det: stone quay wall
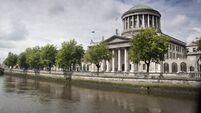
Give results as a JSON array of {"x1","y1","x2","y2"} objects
[{"x1": 5, "y1": 69, "x2": 201, "y2": 87}]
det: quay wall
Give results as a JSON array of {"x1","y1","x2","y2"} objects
[{"x1": 4, "y1": 69, "x2": 201, "y2": 97}]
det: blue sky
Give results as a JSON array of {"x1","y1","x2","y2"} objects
[{"x1": 0, "y1": 0, "x2": 201, "y2": 63}]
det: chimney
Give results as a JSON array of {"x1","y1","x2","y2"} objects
[{"x1": 115, "y1": 29, "x2": 118, "y2": 35}]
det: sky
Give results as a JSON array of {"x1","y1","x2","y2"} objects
[{"x1": 0, "y1": 0, "x2": 201, "y2": 63}]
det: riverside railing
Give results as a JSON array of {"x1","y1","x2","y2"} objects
[{"x1": 5, "y1": 69, "x2": 201, "y2": 81}]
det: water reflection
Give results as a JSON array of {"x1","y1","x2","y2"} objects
[{"x1": 0, "y1": 75, "x2": 198, "y2": 113}]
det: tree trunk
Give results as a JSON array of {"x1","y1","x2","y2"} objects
[
  {"x1": 48, "y1": 65, "x2": 51, "y2": 74},
  {"x1": 145, "y1": 60, "x2": 150, "y2": 73},
  {"x1": 146, "y1": 63, "x2": 150, "y2": 73},
  {"x1": 96, "y1": 64, "x2": 100, "y2": 76}
]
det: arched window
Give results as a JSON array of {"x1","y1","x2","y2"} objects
[
  {"x1": 180, "y1": 62, "x2": 187, "y2": 72},
  {"x1": 190, "y1": 66, "x2": 194, "y2": 72},
  {"x1": 172, "y1": 62, "x2": 178, "y2": 73},
  {"x1": 164, "y1": 63, "x2": 169, "y2": 73}
]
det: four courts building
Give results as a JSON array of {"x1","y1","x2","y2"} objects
[{"x1": 83, "y1": 5, "x2": 200, "y2": 73}]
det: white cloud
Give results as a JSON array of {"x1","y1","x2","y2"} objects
[
  {"x1": 169, "y1": 15, "x2": 189, "y2": 28},
  {"x1": 186, "y1": 27, "x2": 201, "y2": 44}
]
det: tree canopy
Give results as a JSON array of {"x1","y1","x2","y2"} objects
[
  {"x1": 25, "y1": 46, "x2": 42, "y2": 71},
  {"x1": 18, "y1": 52, "x2": 29, "y2": 70},
  {"x1": 129, "y1": 28, "x2": 169, "y2": 73},
  {"x1": 197, "y1": 37, "x2": 201, "y2": 51},
  {"x1": 84, "y1": 43, "x2": 112, "y2": 75},
  {"x1": 56, "y1": 40, "x2": 84, "y2": 71},
  {"x1": 3, "y1": 52, "x2": 18, "y2": 68},
  {"x1": 40, "y1": 44, "x2": 57, "y2": 71}
]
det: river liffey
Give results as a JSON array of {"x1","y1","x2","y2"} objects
[{"x1": 0, "y1": 75, "x2": 198, "y2": 113}]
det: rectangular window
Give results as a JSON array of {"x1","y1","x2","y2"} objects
[
  {"x1": 170, "y1": 52, "x2": 172, "y2": 59},
  {"x1": 173, "y1": 53, "x2": 175, "y2": 59},
  {"x1": 167, "y1": 53, "x2": 169, "y2": 59},
  {"x1": 143, "y1": 64, "x2": 146, "y2": 70},
  {"x1": 169, "y1": 44, "x2": 172, "y2": 50}
]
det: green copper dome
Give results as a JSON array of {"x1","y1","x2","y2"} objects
[
  {"x1": 130, "y1": 5, "x2": 153, "y2": 10},
  {"x1": 122, "y1": 5, "x2": 161, "y2": 18}
]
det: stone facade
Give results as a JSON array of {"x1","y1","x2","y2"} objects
[{"x1": 82, "y1": 5, "x2": 200, "y2": 73}]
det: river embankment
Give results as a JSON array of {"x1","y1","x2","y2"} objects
[{"x1": 4, "y1": 70, "x2": 201, "y2": 98}]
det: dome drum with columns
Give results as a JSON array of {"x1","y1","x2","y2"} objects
[
  {"x1": 83, "y1": 5, "x2": 200, "y2": 74},
  {"x1": 121, "y1": 5, "x2": 161, "y2": 37}
]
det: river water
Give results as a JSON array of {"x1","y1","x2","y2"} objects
[{"x1": 0, "y1": 75, "x2": 198, "y2": 113}]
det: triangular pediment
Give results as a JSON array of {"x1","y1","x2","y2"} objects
[{"x1": 104, "y1": 35, "x2": 130, "y2": 44}]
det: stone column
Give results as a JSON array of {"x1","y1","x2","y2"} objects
[
  {"x1": 89, "y1": 64, "x2": 92, "y2": 72},
  {"x1": 137, "y1": 15, "x2": 139, "y2": 28},
  {"x1": 160, "y1": 61, "x2": 163, "y2": 73},
  {"x1": 100, "y1": 60, "x2": 105, "y2": 72},
  {"x1": 106, "y1": 60, "x2": 110, "y2": 72},
  {"x1": 91, "y1": 64, "x2": 95, "y2": 72},
  {"x1": 142, "y1": 14, "x2": 145, "y2": 28},
  {"x1": 124, "y1": 48, "x2": 128, "y2": 72},
  {"x1": 81, "y1": 63, "x2": 83, "y2": 71},
  {"x1": 130, "y1": 62, "x2": 134, "y2": 72},
  {"x1": 111, "y1": 49, "x2": 115, "y2": 72},
  {"x1": 118, "y1": 49, "x2": 121, "y2": 72},
  {"x1": 148, "y1": 14, "x2": 150, "y2": 27},
  {"x1": 152, "y1": 16, "x2": 155, "y2": 28},
  {"x1": 103, "y1": 60, "x2": 106, "y2": 72}
]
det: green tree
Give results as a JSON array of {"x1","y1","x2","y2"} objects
[
  {"x1": 25, "y1": 46, "x2": 42, "y2": 73},
  {"x1": 3, "y1": 52, "x2": 18, "y2": 68},
  {"x1": 40, "y1": 44, "x2": 57, "y2": 72},
  {"x1": 129, "y1": 28, "x2": 169, "y2": 73},
  {"x1": 18, "y1": 52, "x2": 29, "y2": 70},
  {"x1": 84, "y1": 43, "x2": 112, "y2": 75},
  {"x1": 56, "y1": 40, "x2": 84, "y2": 71}
]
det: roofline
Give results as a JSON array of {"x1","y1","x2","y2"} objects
[
  {"x1": 103, "y1": 35, "x2": 130, "y2": 43},
  {"x1": 162, "y1": 33, "x2": 186, "y2": 47}
]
